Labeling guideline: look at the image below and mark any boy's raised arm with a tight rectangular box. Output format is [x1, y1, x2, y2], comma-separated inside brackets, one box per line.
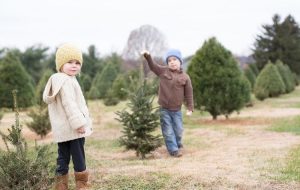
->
[141, 50, 165, 76]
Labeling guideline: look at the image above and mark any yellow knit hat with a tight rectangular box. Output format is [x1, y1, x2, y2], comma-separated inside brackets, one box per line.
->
[55, 43, 83, 71]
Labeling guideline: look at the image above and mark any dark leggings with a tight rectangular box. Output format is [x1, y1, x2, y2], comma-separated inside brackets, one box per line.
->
[56, 138, 86, 175]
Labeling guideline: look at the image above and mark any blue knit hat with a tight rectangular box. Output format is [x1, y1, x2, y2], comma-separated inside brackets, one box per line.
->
[164, 49, 183, 64]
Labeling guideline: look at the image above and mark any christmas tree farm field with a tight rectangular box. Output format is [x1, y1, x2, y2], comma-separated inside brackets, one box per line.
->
[2, 88, 300, 189]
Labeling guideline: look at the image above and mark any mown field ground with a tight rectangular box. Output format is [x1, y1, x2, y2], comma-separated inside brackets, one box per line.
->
[1, 87, 300, 189]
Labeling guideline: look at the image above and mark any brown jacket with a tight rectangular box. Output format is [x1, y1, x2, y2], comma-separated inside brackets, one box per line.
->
[144, 54, 194, 111]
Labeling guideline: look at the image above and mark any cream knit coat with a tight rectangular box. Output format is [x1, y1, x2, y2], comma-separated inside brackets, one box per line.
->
[43, 73, 92, 143]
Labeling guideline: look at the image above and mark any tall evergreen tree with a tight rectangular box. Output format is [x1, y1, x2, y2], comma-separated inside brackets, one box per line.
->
[0, 52, 35, 108]
[253, 14, 300, 74]
[116, 80, 162, 159]
[187, 37, 250, 119]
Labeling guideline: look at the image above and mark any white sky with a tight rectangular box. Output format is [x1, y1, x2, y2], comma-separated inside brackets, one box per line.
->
[1, 0, 300, 57]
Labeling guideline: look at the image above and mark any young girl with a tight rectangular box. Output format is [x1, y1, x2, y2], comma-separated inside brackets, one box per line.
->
[43, 43, 92, 190]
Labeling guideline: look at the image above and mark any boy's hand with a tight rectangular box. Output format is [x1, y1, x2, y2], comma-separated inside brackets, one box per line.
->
[141, 50, 150, 58]
[76, 126, 85, 134]
[186, 110, 192, 116]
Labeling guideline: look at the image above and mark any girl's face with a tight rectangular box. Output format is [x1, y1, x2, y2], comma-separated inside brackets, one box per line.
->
[61, 60, 81, 76]
[167, 56, 181, 71]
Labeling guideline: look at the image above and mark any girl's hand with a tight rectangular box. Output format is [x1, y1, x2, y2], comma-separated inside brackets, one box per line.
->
[186, 110, 192, 116]
[76, 126, 85, 134]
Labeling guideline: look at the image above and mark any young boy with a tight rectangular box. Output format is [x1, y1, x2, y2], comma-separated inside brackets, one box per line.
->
[43, 43, 92, 189]
[142, 49, 194, 157]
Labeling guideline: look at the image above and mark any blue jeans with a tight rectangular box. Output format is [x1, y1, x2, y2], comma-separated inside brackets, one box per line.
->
[160, 108, 183, 154]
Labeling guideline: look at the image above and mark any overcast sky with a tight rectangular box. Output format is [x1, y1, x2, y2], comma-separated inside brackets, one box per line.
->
[1, 0, 300, 57]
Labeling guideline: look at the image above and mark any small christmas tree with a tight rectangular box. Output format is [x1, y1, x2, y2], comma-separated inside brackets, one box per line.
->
[0, 90, 55, 190]
[116, 80, 162, 159]
[27, 103, 51, 139]
[254, 62, 285, 100]
[275, 60, 295, 93]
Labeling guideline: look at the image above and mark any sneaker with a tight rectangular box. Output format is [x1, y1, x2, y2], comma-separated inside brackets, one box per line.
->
[170, 151, 182, 157]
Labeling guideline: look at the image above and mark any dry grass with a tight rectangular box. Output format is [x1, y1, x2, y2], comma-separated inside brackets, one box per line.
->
[2, 88, 300, 189]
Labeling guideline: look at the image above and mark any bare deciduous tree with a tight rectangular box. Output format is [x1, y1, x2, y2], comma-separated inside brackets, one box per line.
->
[122, 25, 169, 77]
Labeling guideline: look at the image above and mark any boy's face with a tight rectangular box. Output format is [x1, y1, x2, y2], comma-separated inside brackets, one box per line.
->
[61, 60, 81, 76]
[167, 56, 181, 71]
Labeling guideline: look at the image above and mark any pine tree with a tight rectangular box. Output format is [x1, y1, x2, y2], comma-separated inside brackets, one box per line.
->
[19, 45, 49, 84]
[249, 63, 259, 76]
[77, 73, 92, 99]
[88, 53, 121, 99]
[103, 69, 144, 106]
[43, 52, 56, 72]
[0, 52, 35, 108]
[116, 80, 162, 159]
[244, 67, 256, 90]
[29, 69, 52, 139]
[0, 90, 55, 190]
[254, 62, 285, 100]
[88, 61, 119, 99]
[253, 14, 300, 74]
[110, 74, 128, 100]
[187, 37, 250, 120]
[82, 45, 103, 79]
[103, 89, 120, 106]
[240, 75, 252, 106]
[275, 60, 295, 93]
[27, 104, 51, 139]
[291, 69, 299, 86]
[35, 69, 53, 104]
[110, 69, 140, 100]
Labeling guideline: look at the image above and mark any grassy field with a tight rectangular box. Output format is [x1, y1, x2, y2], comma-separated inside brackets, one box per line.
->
[1, 87, 300, 189]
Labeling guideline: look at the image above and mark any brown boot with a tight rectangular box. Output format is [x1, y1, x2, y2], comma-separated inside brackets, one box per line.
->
[74, 170, 89, 190]
[55, 174, 68, 190]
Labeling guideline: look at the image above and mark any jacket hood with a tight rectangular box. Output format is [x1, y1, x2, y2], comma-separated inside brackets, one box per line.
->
[43, 73, 71, 104]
